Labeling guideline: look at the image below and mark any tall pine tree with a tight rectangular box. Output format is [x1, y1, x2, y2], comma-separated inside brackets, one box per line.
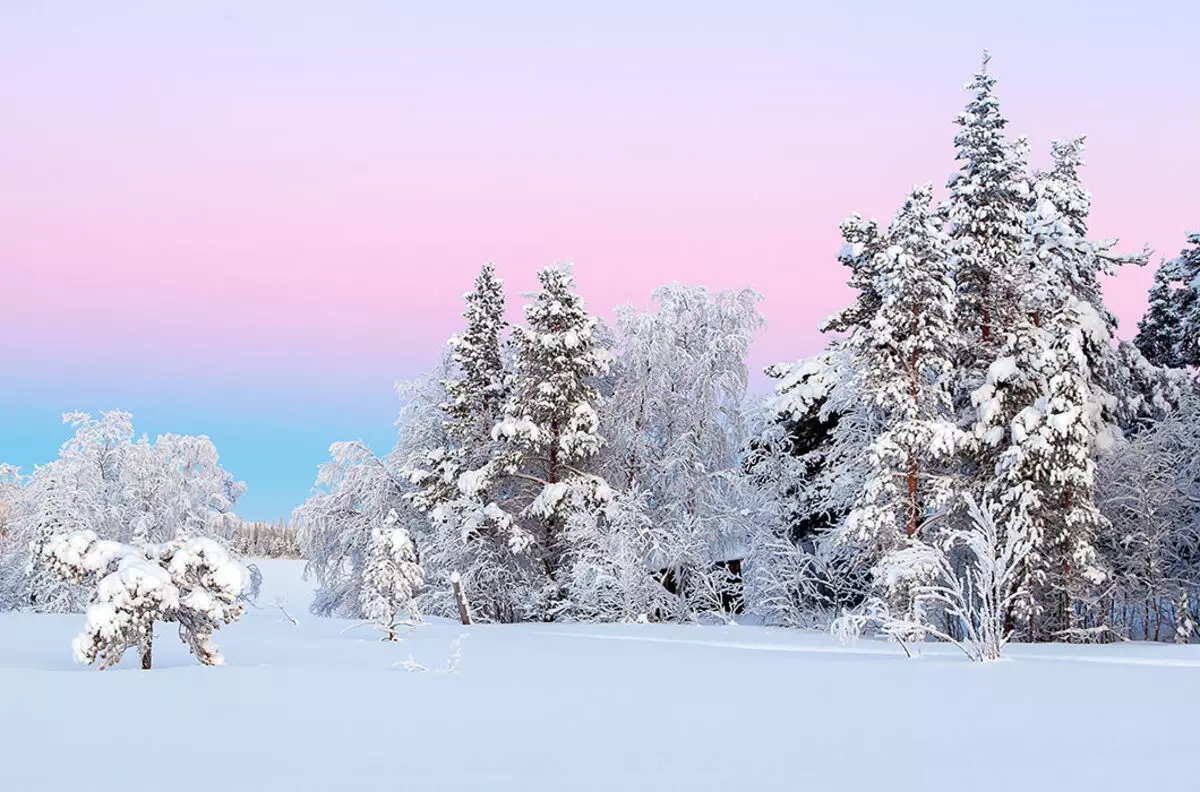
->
[841, 184, 962, 546]
[494, 264, 613, 588]
[944, 51, 1029, 354]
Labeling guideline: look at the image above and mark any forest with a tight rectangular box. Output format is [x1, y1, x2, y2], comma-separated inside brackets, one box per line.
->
[1, 56, 1198, 666]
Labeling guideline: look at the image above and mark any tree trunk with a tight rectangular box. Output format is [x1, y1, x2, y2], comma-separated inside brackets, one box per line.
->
[140, 632, 153, 671]
[981, 282, 991, 342]
[906, 454, 919, 537]
[452, 575, 472, 626]
[906, 302, 920, 537]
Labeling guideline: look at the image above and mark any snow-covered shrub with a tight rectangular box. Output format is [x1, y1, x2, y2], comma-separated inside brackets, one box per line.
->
[1096, 392, 1200, 640]
[833, 495, 1029, 662]
[359, 510, 425, 640]
[563, 491, 678, 623]
[41, 531, 251, 669]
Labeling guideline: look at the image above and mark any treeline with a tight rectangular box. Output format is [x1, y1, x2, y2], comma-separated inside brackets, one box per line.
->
[220, 518, 303, 559]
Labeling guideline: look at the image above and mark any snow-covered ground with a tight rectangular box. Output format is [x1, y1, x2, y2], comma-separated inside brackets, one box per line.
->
[2, 560, 1197, 791]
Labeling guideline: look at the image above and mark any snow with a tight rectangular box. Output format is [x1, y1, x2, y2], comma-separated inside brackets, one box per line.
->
[2, 559, 1197, 791]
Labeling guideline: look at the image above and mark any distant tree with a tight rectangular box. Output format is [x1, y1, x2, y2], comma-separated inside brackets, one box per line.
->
[1134, 257, 1187, 368]
[1136, 233, 1200, 368]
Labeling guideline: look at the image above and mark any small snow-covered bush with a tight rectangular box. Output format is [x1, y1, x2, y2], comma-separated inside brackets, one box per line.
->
[359, 510, 425, 640]
[833, 495, 1029, 662]
[42, 531, 251, 669]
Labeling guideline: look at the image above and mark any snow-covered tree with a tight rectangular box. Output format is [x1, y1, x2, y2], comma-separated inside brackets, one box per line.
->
[1097, 390, 1200, 640]
[296, 367, 447, 619]
[588, 283, 763, 619]
[1135, 256, 1187, 368]
[1, 413, 245, 612]
[405, 265, 540, 623]
[492, 264, 612, 594]
[0, 465, 28, 609]
[444, 263, 509, 440]
[841, 183, 962, 546]
[223, 518, 302, 558]
[359, 510, 425, 640]
[42, 531, 250, 669]
[944, 51, 1029, 352]
[1135, 233, 1200, 368]
[1176, 589, 1196, 644]
[562, 490, 677, 622]
[833, 494, 1030, 661]
[1169, 233, 1200, 367]
[746, 215, 896, 623]
[966, 134, 1157, 640]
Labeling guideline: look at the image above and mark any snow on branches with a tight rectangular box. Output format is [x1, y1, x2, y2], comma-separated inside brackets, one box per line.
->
[0, 412, 245, 612]
[42, 531, 250, 669]
[834, 495, 1030, 661]
[359, 511, 425, 641]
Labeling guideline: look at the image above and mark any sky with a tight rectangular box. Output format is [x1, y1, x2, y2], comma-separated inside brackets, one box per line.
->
[2, 1, 1196, 520]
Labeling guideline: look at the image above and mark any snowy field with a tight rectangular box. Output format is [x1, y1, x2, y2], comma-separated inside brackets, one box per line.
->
[2, 560, 1197, 792]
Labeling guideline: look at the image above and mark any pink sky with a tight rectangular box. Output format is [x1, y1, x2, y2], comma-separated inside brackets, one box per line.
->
[2, 2, 1196, 518]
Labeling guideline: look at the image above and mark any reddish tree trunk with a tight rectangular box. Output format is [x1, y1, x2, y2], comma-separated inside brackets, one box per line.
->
[907, 302, 920, 537]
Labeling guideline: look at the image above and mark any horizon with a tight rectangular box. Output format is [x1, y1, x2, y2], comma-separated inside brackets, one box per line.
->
[3, 1, 1196, 520]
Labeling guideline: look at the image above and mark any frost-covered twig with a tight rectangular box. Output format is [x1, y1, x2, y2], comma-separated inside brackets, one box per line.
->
[275, 598, 299, 626]
[394, 634, 468, 674]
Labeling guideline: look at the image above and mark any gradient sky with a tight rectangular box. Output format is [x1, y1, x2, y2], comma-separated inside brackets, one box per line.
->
[2, 1, 1196, 520]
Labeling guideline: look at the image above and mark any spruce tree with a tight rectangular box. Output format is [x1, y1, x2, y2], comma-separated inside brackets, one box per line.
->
[444, 263, 509, 439]
[494, 264, 612, 586]
[405, 265, 541, 623]
[944, 52, 1029, 353]
[1174, 233, 1200, 366]
[842, 184, 962, 546]
[1135, 258, 1186, 368]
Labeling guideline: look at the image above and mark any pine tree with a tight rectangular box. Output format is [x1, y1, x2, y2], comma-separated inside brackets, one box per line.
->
[444, 263, 509, 442]
[1135, 258, 1186, 368]
[842, 183, 962, 546]
[494, 264, 613, 590]
[821, 215, 886, 336]
[406, 264, 538, 622]
[1037, 300, 1110, 636]
[1138, 233, 1200, 367]
[944, 51, 1029, 351]
[1172, 233, 1200, 366]
[973, 138, 1134, 640]
[359, 510, 425, 640]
